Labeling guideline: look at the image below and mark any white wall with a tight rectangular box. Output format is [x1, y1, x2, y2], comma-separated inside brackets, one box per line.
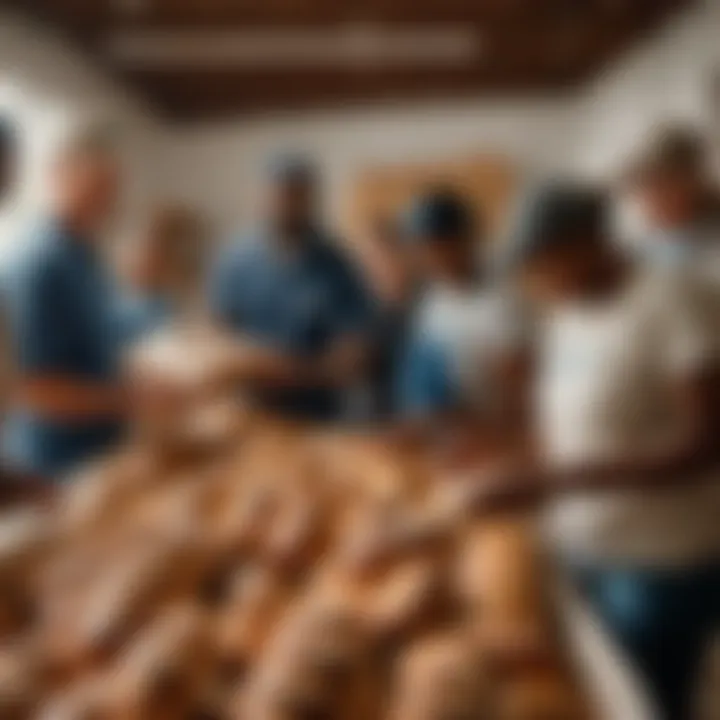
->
[0, 9, 162, 258]
[2, 0, 719, 242]
[160, 99, 581, 234]
[156, 0, 720, 233]
[575, 0, 720, 177]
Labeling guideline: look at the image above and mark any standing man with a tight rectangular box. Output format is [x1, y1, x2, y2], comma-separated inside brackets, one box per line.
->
[3, 124, 126, 479]
[208, 157, 372, 421]
[463, 182, 720, 720]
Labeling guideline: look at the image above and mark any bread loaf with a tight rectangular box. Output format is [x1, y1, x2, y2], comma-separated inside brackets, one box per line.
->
[104, 603, 215, 720]
[216, 566, 290, 675]
[0, 641, 42, 719]
[41, 537, 210, 676]
[389, 632, 498, 720]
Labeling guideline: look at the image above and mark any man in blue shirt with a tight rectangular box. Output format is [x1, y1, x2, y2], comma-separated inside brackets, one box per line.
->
[208, 157, 372, 421]
[3, 125, 126, 478]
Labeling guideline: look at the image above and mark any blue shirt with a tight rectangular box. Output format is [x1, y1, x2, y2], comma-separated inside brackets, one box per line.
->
[208, 230, 371, 420]
[3, 220, 123, 478]
[397, 334, 455, 417]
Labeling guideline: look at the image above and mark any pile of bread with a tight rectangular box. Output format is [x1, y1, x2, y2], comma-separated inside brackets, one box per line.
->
[0, 401, 595, 720]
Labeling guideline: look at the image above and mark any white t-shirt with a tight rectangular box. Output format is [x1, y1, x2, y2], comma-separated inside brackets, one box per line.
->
[413, 284, 530, 412]
[538, 270, 720, 566]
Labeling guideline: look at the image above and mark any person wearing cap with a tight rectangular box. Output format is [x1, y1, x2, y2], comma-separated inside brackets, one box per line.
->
[459, 181, 720, 720]
[395, 189, 530, 435]
[116, 204, 208, 345]
[623, 123, 720, 276]
[208, 156, 372, 421]
[2, 124, 127, 479]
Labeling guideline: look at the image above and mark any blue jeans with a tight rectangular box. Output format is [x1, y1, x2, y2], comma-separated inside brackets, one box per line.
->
[573, 561, 720, 720]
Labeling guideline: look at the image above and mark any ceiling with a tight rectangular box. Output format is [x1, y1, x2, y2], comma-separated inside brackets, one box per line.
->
[15, 0, 694, 121]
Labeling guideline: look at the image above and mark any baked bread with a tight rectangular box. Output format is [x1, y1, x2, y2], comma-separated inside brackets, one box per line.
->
[104, 603, 215, 720]
[389, 632, 499, 720]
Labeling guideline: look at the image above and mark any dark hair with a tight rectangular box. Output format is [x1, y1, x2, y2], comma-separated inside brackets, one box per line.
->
[403, 188, 480, 244]
[267, 154, 318, 188]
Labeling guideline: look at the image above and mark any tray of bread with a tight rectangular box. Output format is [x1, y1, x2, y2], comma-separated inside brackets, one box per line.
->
[0, 409, 607, 720]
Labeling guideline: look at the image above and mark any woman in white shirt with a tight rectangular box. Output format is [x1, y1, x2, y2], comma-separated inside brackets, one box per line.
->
[462, 182, 720, 720]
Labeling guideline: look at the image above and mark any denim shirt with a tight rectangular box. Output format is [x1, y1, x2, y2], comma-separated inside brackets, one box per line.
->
[3, 219, 123, 478]
[208, 229, 371, 420]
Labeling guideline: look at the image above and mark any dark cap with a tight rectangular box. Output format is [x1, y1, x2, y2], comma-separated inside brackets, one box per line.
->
[402, 189, 477, 244]
[266, 153, 317, 186]
[623, 123, 707, 185]
[503, 181, 608, 270]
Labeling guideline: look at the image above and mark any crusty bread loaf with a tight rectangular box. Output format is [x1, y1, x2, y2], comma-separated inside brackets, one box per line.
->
[216, 566, 290, 674]
[35, 676, 110, 720]
[454, 521, 548, 631]
[104, 602, 215, 720]
[0, 641, 43, 719]
[389, 632, 499, 720]
[0, 409, 593, 719]
[40, 536, 210, 677]
[242, 599, 380, 720]
[497, 673, 591, 720]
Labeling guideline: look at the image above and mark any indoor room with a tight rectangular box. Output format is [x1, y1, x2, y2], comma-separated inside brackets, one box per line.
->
[0, 1, 719, 718]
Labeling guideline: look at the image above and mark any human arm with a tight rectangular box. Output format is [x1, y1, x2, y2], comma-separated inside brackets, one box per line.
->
[454, 279, 720, 514]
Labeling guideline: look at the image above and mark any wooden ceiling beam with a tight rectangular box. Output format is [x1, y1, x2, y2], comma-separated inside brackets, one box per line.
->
[26, 0, 685, 32]
[10, 0, 696, 120]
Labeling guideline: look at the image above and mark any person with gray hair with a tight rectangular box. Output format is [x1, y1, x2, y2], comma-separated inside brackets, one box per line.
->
[2, 122, 128, 478]
[622, 122, 720, 274]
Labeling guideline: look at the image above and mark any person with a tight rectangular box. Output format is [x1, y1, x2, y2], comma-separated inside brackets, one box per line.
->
[3, 124, 127, 479]
[623, 123, 720, 279]
[459, 182, 720, 720]
[208, 156, 372, 422]
[116, 204, 208, 345]
[395, 189, 530, 438]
